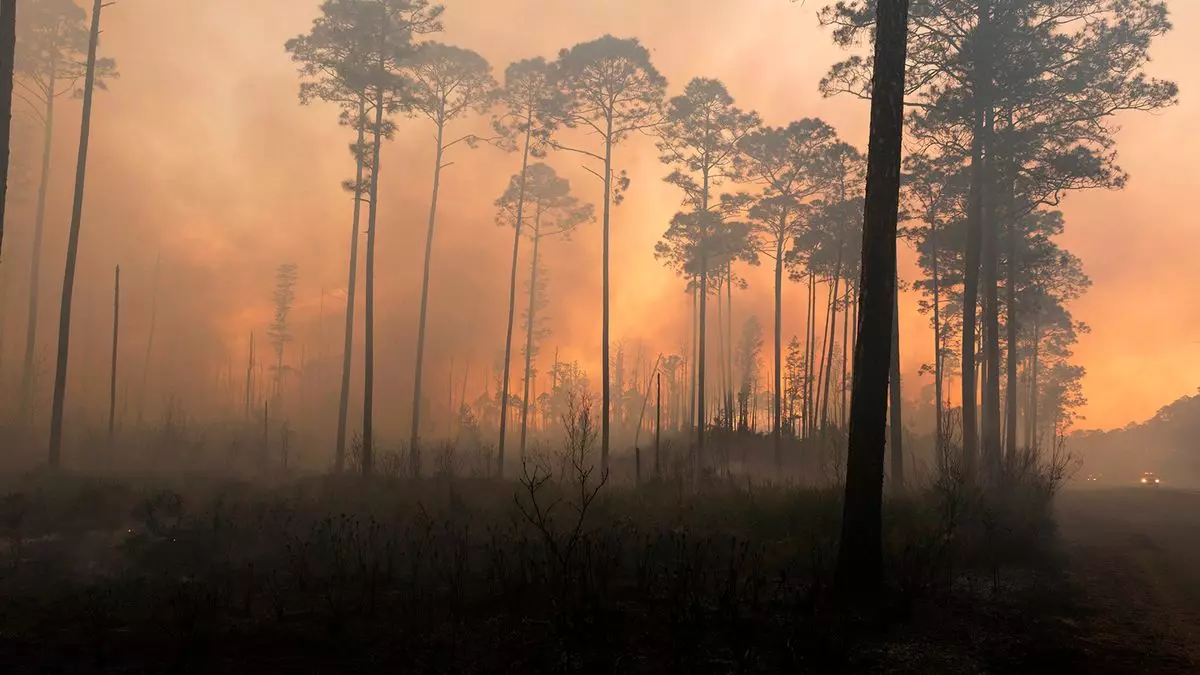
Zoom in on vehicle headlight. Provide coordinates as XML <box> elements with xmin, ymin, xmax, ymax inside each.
<box><xmin>1142</xmin><ymin>478</ymin><xmax>1148</xmax><ymax>483</ymax></box>
<box><xmin>1155</xmin><ymin>479</ymin><xmax>1160</xmax><ymax>484</ymax></box>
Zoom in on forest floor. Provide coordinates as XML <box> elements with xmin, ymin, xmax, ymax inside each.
<box><xmin>1050</xmin><ymin>487</ymin><xmax>1200</xmax><ymax>674</ymax></box>
<box><xmin>0</xmin><ymin>475</ymin><xmax>1196</xmax><ymax>673</ymax></box>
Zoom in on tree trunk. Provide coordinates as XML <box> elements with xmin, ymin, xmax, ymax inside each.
<box><xmin>1003</xmin><ymin>154</ymin><xmax>1019</xmax><ymax>465</ymax></box>
<box><xmin>804</xmin><ymin>273</ymin><xmax>815</xmax><ymax>439</ymax></box>
<box><xmin>0</xmin><ymin>0</ymin><xmax>15</xmax><ymax>261</ymax></box>
<box><xmin>820</xmin><ymin>246</ymin><xmax>844</xmax><ymax>436</ymax></box>
<box><xmin>726</xmin><ymin>264</ymin><xmax>734</xmax><ymax>432</ymax></box>
<box><xmin>773</xmin><ymin>228</ymin><xmax>784</xmax><ymax>470</ymax></box>
<box><xmin>19</xmin><ymin>66</ymin><xmax>56</xmax><ymax>422</ymax></box>
<box><xmin>1030</xmin><ymin>315</ymin><xmax>1040</xmax><ymax>451</ymax></box>
<box><xmin>519</xmin><ymin>211</ymin><xmax>542</xmax><ymax>460</ymax></box>
<box><xmin>410</xmin><ymin>121</ymin><xmax>446</xmax><ymax>478</ymax></box>
<box><xmin>836</xmin><ymin>0</ymin><xmax>909</xmax><ymax>605</ymax></box>
<box><xmin>499</xmin><ymin>120</ymin><xmax>533</xmax><ymax>476</ymax></box>
<box><xmin>47</xmin><ymin>0</ymin><xmax>103</xmax><ymax>468</ymax></box>
<box><xmin>981</xmin><ymin>104</ymin><xmax>1001</xmax><ymax>479</ymax></box>
<box><xmin>107</xmin><ymin>265</ymin><xmax>119</xmax><ymax>442</ymax></box>
<box><xmin>889</xmin><ymin>273</ymin><xmax>903</xmax><ymax>489</ymax></box>
<box><xmin>361</xmin><ymin>84</ymin><xmax>386</xmax><ymax>477</ymax></box>
<box><xmin>600</xmin><ymin>115</ymin><xmax>613</xmax><ymax>475</ymax></box>
<box><xmin>930</xmin><ymin>214</ymin><xmax>943</xmax><ymax>449</ymax></box>
<box><xmin>334</xmin><ymin>98</ymin><xmax>368</xmax><ymax>474</ymax></box>
<box><xmin>841</xmin><ymin>285</ymin><xmax>850</xmax><ymax>428</ymax></box>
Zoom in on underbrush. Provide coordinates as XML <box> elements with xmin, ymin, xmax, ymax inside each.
<box><xmin>0</xmin><ymin>412</ymin><xmax>1076</xmax><ymax>672</ymax></box>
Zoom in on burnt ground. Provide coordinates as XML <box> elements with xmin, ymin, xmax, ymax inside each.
<box><xmin>1054</xmin><ymin>487</ymin><xmax>1200</xmax><ymax>674</ymax></box>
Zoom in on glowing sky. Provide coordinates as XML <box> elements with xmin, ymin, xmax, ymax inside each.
<box><xmin>1</xmin><ymin>0</ymin><xmax>1196</xmax><ymax>434</ymax></box>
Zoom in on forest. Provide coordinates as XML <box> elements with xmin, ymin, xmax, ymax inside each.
<box><xmin>0</xmin><ymin>0</ymin><xmax>1191</xmax><ymax>672</ymax></box>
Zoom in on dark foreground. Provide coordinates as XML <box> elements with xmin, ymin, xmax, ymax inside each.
<box><xmin>0</xmin><ymin>477</ymin><xmax>1195</xmax><ymax>673</ymax></box>
<box><xmin>1054</xmin><ymin>487</ymin><xmax>1200</xmax><ymax>674</ymax></box>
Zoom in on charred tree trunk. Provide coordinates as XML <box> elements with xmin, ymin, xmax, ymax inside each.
<box><xmin>499</xmin><ymin>118</ymin><xmax>533</xmax><ymax>476</ymax></box>
<box><xmin>47</xmin><ymin>0</ymin><xmax>103</xmax><ymax>467</ymax></box>
<box><xmin>19</xmin><ymin>65</ymin><xmax>56</xmax><ymax>423</ymax></box>
<box><xmin>334</xmin><ymin>98</ymin><xmax>368</xmax><ymax>474</ymax></box>
<box><xmin>773</xmin><ymin>225</ymin><xmax>785</xmax><ymax>470</ymax></box>
<box><xmin>519</xmin><ymin>212</ymin><xmax>543</xmax><ymax>460</ymax></box>
<box><xmin>361</xmin><ymin>83</ymin><xmax>386</xmax><ymax>477</ymax></box>
<box><xmin>889</xmin><ymin>274</ymin><xmax>903</xmax><ymax>489</ymax></box>
<box><xmin>410</xmin><ymin>121</ymin><xmax>448</xmax><ymax>478</ymax></box>
<box><xmin>836</xmin><ymin>0</ymin><xmax>909</xmax><ymax>605</ymax></box>
<box><xmin>600</xmin><ymin>115</ymin><xmax>614</xmax><ymax>475</ymax></box>
<box><xmin>0</xmin><ymin>0</ymin><xmax>15</xmax><ymax>261</ymax></box>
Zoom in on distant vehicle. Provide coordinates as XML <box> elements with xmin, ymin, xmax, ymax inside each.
<box><xmin>1140</xmin><ymin>472</ymin><xmax>1161</xmax><ymax>486</ymax></box>
<box><xmin>1086</xmin><ymin>473</ymin><xmax>1101</xmax><ymax>483</ymax></box>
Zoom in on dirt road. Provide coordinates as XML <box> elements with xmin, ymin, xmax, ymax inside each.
<box><xmin>1056</xmin><ymin>487</ymin><xmax>1200</xmax><ymax>673</ymax></box>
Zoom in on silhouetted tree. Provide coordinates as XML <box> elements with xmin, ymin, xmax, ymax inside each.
<box><xmin>493</xmin><ymin>56</ymin><xmax>563</xmax><ymax>476</ymax></box>
<box><xmin>496</xmin><ymin>163</ymin><xmax>593</xmax><ymax>460</ymax></box>
<box><xmin>285</xmin><ymin>0</ymin><xmax>442</xmax><ymax>472</ymax></box>
<box><xmin>739</xmin><ymin>119</ymin><xmax>840</xmax><ymax>468</ymax></box>
<box><xmin>14</xmin><ymin>0</ymin><xmax>116</xmax><ymax>423</ymax></box>
<box><xmin>835</xmin><ymin>0</ymin><xmax>909</xmax><ymax>606</ymax></box>
<box><xmin>0</xmin><ymin>0</ymin><xmax>15</xmax><ymax>261</ymax></box>
<box><xmin>554</xmin><ymin>35</ymin><xmax>666</xmax><ymax>473</ymax></box>
<box><xmin>47</xmin><ymin>0</ymin><xmax>105</xmax><ymax>468</ymax></box>
<box><xmin>405</xmin><ymin>41</ymin><xmax>496</xmax><ymax>477</ymax></box>
<box><xmin>655</xmin><ymin>77</ymin><xmax>756</xmax><ymax>462</ymax></box>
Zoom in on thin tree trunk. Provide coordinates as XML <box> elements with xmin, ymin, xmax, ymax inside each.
<box><xmin>982</xmin><ymin>103</ymin><xmax>1001</xmax><ymax>479</ymax></box>
<box><xmin>804</xmin><ymin>273</ymin><xmax>815</xmax><ymax>439</ymax></box>
<box><xmin>961</xmin><ymin>0</ymin><xmax>992</xmax><ymax>481</ymax></box>
<box><xmin>19</xmin><ymin>66</ymin><xmax>56</xmax><ymax>422</ymax></box>
<box><xmin>930</xmin><ymin>214</ymin><xmax>943</xmax><ymax>448</ymax></box>
<box><xmin>519</xmin><ymin>211</ymin><xmax>542</xmax><ymax>460</ymax></box>
<box><xmin>361</xmin><ymin>84</ymin><xmax>386</xmax><ymax>477</ymax></box>
<box><xmin>334</xmin><ymin>97</ymin><xmax>367</xmax><ymax>474</ymax></box>
<box><xmin>836</xmin><ymin>0</ymin><xmax>909</xmax><ymax>604</ymax></box>
<box><xmin>107</xmin><ymin>265</ymin><xmax>119</xmax><ymax>442</ymax></box>
<box><xmin>47</xmin><ymin>0</ymin><xmax>103</xmax><ymax>467</ymax></box>
<box><xmin>410</xmin><ymin>121</ymin><xmax>447</xmax><ymax>478</ymax></box>
<box><xmin>498</xmin><ymin>126</ymin><xmax>533</xmax><ymax>476</ymax></box>
<box><xmin>841</xmin><ymin>285</ymin><xmax>850</xmax><ymax>428</ymax></box>
<box><xmin>1030</xmin><ymin>315</ymin><xmax>1040</xmax><ymax>451</ymax></box>
<box><xmin>726</xmin><ymin>264</ymin><xmax>734</xmax><ymax>432</ymax></box>
<box><xmin>889</xmin><ymin>273</ymin><xmax>903</xmax><ymax>489</ymax></box>
<box><xmin>773</xmin><ymin>229</ymin><xmax>784</xmax><ymax>470</ymax></box>
<box><xmin>600</xmin><ymin>115</ymin><xmax>614</xmax><ymax>475</ymax></box>
<box><xmin>821</xmin><ymin>247</ymin><xmax>844</xmax><ymax>435</ymax></box>
<box><xmin>1003</xmin><ymin>152</ymin><xmax>1019</xmax><ymax>464</ymax></box>
<box><xmin>0</xmin><ymin>0</ymin><xmax>15</xmax><ymax>260</ymax></box>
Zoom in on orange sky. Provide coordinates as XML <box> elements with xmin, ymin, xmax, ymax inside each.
<box><xmin>1</xmin><ymin>0</ymin><xmax>1196</xmax><ymax>436</ymax></box>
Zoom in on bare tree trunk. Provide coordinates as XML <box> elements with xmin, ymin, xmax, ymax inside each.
<box><xmin>1003</xmin><ymin>154</ymin><xmax>1019</xmax><ymax>464</ymax></box>
<box><xmin>107</xmin><ymin>265</ymin><xmax>119</xmax><ymax>443</ymax></box>
<box><xmin>961</xmin><ymin>0</ymin><xmax>992</xmax><ymax>482</ymax></box>
<box><xmin>804</xmin><ymin>274</ymin><xmax>815</xmax><ymax>439</ymax></box>
<box><xmin>361</xmin><ymin>84</ymin><xmax>386</xmax><ymax>477</ymax></box>
<box><xmin>410</xmin><ymin>121</ymin><xmax>447</xmax><ymax>478</ymax></box>
<box><xmin>982</xmin><ymin>104</ymin><xmax>1001</xmax><ymax>479</ymax></box>
<box><xmin>600</xmin><ymin>115</ymin><xmax>614</xmax><ymax>475</ymax></box>
<box><xmin>498</xmin><ymin>119</ymin><xmax>534</xmax><ymax>476</ymax></box>
<box><xmin>519</xmin><ymin>212</ymin><xmax>543</xmax><ymax>460</ymax></box>
<box><xmin>836</xmin><ymin>0</ymin><xmax>909</xmax><ymax>604</ymax></box>
<box><xmin>245</xmin><ymin>332</ymin><xmax>254</xmax><ymax>420</ymax></box>
<box><xmin>820</xmin><ymin>246</ymin><xmax>844</xmax><ymax>436</ymax></box>
<box><xmin>841</xmin><ymin>285</ymin><xmax>850</xmax><ymax>428</ymax></box>
<box><xmin>47</xmin><ymin>0</ymin><xmax>103</xmax><ymax>467</ymax></box>
<box><xmin>0</xmin><ymin>0</ymin><xmax>15</xmax><ymax>261</ymax></box>
<box><xmin>930</xmin><ymin>214</ymin><xmax>943</xmax><ymax>449</ymax></box>
<box><xmin>773</xmin><ymin>228</ymin><xmax>784</xmax><ymax>470</ymax></box>
<box><xmin>334</xmin><ymin>98</ymin><xmax>367</xmax><ymax>474</ymax></box>
<box><xmin>1030</xmin><ymin>314</ymin><xmax>1040</xmax><ymax>451</ymax></box>
<box><xmin>19</xmin><ymin>66</ymin><xmax>56</xmax><ymax>423</ymax></box>
<box><xmin>889</xmin><ymin>273</ymin><xmax>903</xmax><ymax>489</ymax></box>
<box><xmin>726</xmin><ymin>264</ymin><xmax>734</xmax><ymax>432</ymax></box>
